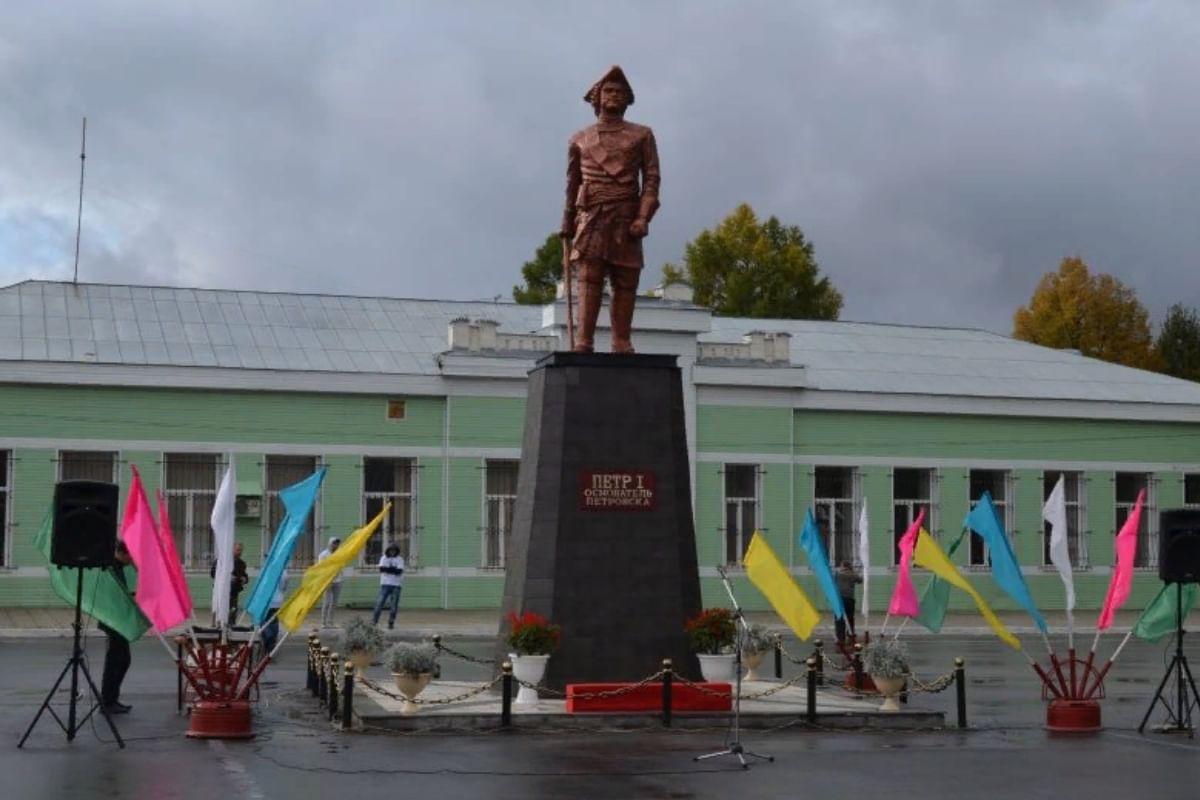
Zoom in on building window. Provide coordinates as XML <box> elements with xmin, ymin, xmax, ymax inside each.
<box><xmin>483</xmin><ymin>460</ymin><xmax>519</xmax><ymax>569</ymax></box>
<box><xmin>1043</xmin><ymin>471</ymin><xmax>1088</xmax><ymax>568</ymax></box>
<box><xmin>59</xmin><ymin>450</ymin><xmax>118</xmax><ymax>482</ymax></box>
<box><xmin>163</xmin><ymin>453</ymin><xmax>220</xmax><ymax>569</ymax></box>
<box><xmin>362</xmin><ymin>457</ymin><xmax>417</xmax><ymax>567</ymax></box>
<box><xmin>1185</xmin><ymin>474</ymin><xmax>1200</xmax><ymax>508</ymax></box>
<box><xmin>0</xmin><ymin>451</ymin><xmax>9</xmax><ymax>568</ymax></box>
<box><xmin>814</xmin><ymin>466</ymin><xmax>858</xmax><ymax>566</ymax></box>
<box><xmin>265</xmin><ymin>455</ymin><xmax>322</xmax><ymax>567</ymax></box>
<box><xmin>724</xmin><ymin>464</ymin><xmax>760</xmax><ymax>565</ymax></box>
<box><xmin>1116</xmin><ymin>472</ymin><xmax>1156</xmax><ymax>568</ymax></box>
<box><xmin>893</xmin><ymin>468</ymin><xmax>936</xmax><ymax>564</ymax></box>
<box><xmin>968</xmin><ymin>470</ymin><xmax>1012</xmax><ymax>567</ymax></box>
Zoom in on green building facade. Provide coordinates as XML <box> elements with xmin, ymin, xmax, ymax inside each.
<box><xmin>2</xmin><ymin>280</ymin><xmax>1199</xmax><ymax>620</ymax></box>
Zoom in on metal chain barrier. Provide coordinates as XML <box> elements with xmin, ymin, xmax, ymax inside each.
<box><xmin>511</xmin><ymin>668</ymin><xmax>670</xmax><ymax>700</ymax></box>
<box><xmin>433</xmin><ymin>638</ymin><xmax>497</xmax><ymax>667</ymax></box>
<box><xmin>666</xmin><ymin>672</ymin><xmax>732</xmax><ymax>699</ymax></box>
<box><xmin>360</xmin><ymin>674</ymin><xmax>504</xmax><ymax>706</ymax></box>
<box><xmin>907</xmin><ymin>670</ymin><xmax>957</xmax><ymax>694</ymax></box>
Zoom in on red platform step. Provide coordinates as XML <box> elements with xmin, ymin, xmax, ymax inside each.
<box><xmin>566</xmin><ymin>682</ymin><xmax>732</xmax><ymax>713</ymax></box>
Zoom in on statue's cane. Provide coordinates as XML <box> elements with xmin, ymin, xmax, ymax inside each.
<box><xmin>561</xmin><ymin>235</ymin><xmax>575</xmax><ymax>349</ymax></box>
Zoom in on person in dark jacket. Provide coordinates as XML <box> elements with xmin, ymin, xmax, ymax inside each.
<box><xmin>834</xmin><ymin>560</ymin><xmax>863</xmax><ymax>643</ymax></box>
<box><xmin>210</xmin><ymin>541</ymin><xmax>249</xmax><ymax>620</ymax></box>
<box><xmin>99</xmin><ymin>541</ymin><xmax>135</xmax><ymax>715</ymax></box>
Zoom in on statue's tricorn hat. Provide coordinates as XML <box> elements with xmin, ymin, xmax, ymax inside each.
<box><xmin>584</xmin><ymin>65</ymin><xmax>635</xmax><ymax>113</ymax></box>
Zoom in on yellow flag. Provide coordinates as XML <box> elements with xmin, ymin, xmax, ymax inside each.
<box><xmin>742</xmin><ymin>531</ymin><xmax>820</xmax><ymax>641</ymax></box>
<box><xmin>277</xmin><ymin>503</ymin><xmax>391</xmax><ymax>632</ymax></box>
<box><xmin>913</xmin><ymin>527</ymin><xmax>1020</xmax><ymax>650</ymax></box>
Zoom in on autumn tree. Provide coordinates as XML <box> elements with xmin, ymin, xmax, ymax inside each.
<box><xmin>1012</xmin><ymin>257</ymin><xmax>1159</xmax><ymax>370</ymax></box>
<box><xmin>1156</xmin><ymin>304</ymin><xmax>1200</xmax><ymax>382</ymax></box>
<box><xmin>512</xmin><ymin>233</ymin><xmax>563</xmax><ymax>305</ymax></box>
<box><xmin>662</xmin><ymin>203</ymin><xmax>842</xmax><ymax>320</ymax></box>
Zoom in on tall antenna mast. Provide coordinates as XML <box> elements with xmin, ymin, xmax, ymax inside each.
<box><xmin>72</xmin><ymin>117</ymin><xmax>87</xmax><ymax>284</ymax></box>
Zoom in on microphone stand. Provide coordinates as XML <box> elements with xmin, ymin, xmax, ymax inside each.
<box><xmin>694</xmin><ymin>565</ymin><xmax>773</xmax><ymax>769</ymax></box>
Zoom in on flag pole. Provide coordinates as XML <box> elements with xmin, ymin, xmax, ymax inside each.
<box><xmin>890</xmin><ymin>617</ymin><xmax>909</xmax><ymax>643</ymax></box>
<box><xmin>880</xmin><ymin>613</ymin><xmax>890</xmax><ymax>636</ymax></box>
<box><xmin>1082</xmin><ymin>629</ymin><xmax>1135</xmax><ymax>700</ymax></box>
<box><xmin>1022</xmin><ymin>647</ymin><xmax>1063</xmax><ymax>699</ymax></box>
<box><xmin>1041</xmin><ymin>630</ymin><xmax>1070</xmax><ymax>697</ymax></box>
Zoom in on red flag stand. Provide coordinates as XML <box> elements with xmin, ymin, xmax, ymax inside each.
<box><xmin>177</xmin><ymin>629</ymin><xmax>270</xmax><ymax>739</ymax></box>
<box><xmin>1038</xmin><ymin>649</ymin><xmax>1105</xmax><ymax>733</ymax></box>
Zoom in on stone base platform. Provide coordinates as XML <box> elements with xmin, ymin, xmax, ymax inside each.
<box><xmin>352</xmin><ymin>678</ymin><xmax>945</xmax><ymax>733</ymax></box>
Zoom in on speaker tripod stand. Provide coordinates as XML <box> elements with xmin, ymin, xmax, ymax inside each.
<box><xmin>1138</xmin><ymin>583</ymin><xmax>1200</xmax><ymax>737</ymax></box>
<box><xmin>694</xmin><ymin>566</ymin><xmax>773</xmax><ymax>769</ymax></box>
<box><xmin>18</xmin><ymin>567</ymin><xmax>124</xmax><ymax>749</ymax></box>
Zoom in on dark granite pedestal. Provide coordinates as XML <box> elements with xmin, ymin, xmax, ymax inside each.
<box><xmin>498</xmin><ymin>352</ymin><xmax>702</xmax><ymax>689</ymax></box>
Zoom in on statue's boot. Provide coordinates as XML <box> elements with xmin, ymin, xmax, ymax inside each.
<box><xmin>610</xmin><ymin>287</ymin><xmax>636</xmax><ymax>354</ymax></box>
<box><xmin>573</xmin><ymin>281</ymin><xmax>603</xmax><ymax>353</ymax></box>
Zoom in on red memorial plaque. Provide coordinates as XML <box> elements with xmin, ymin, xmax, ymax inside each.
<box><xmin>578</xmin><ymin>470</ymin><xmax>657</xmax><ymax>511</ymax></box>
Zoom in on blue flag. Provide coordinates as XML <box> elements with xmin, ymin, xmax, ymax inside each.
<box><xmin>799</xmin><ymin>508</ymin><xmax>845</xmax><ymax>619</ymax></box>
<box><xmin>964</xmin><ymin>491</ymin><xmax>1047</xmax><ymax>633</ymax></box>
<box><xmin>244</xmin><ymin>468</ymin><xmax>327</xmax><ymax>625</ymax></box>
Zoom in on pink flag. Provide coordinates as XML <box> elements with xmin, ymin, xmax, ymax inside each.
<box><xmin>888</xmin><ymin>508</ymin><xmax>925</xmax><ymax>617</ymax></box>
<box><xmin>121</xmin><ymin>466</ymin><xmax>189</xmax><ymax>633</ymax></box>
<box><xmin>155</xmin><ymin>488</ymin><xmax>193</xmax><ymax>619</ymax></box>
<box><xmin>1097</xmin><ymin>488</ymin><xmax>1145</xmax><ymax>631</ymax></box>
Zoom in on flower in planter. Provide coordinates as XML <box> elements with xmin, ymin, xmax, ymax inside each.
<box><xmin>685</xmin><ymin>607</ymin><xmax>736</xmax><ymax>655</ymax></box>
<box><xmin>505</xmin><ymin>610</ymin><xmax>561</xmax><ymax>656</ymax></box>
<box><xmin>342</xmin><ymin>616</ymin><xmax>386</xmax><ymax>657</ymax></box>
<box><xmin>386</xmin><ymin>642</ymin><xmax>439</xmax><ymax>676</ymax></box>
<box><xmin>741</xmin><ymin>623</ymin><xmax>775</xmax><ymax>655</ymax></box>
<box><xmin>863</xmin><ymin>638</ymin><xmax>909</xmax><ymax>678</ymax></box>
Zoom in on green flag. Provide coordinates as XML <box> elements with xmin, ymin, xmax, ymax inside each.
<box><xmin>915</xmin><ymin>528</ymin><xmax>968</xmax><ymax>634</ymax></box>
<box><xmin>1133</xmin><ymin>583</ymin><xmax>1197</xmax><ymax>643</ymax></box>
<box><xmin>34</xmin><ymin>509</ymin><xmax>150</xmax><ymax>641</ymax></box>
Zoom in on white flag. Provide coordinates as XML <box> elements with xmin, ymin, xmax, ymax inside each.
<box><xmin>1043</xmin><ymin>476</ymin><xmax>1075</xmax><ymax>635</ymax></box>
<box><xmin>210</xmin><ymin>459</ymin><xmax>237</xmax><ymax>628</ymax></box>
<box><xmin>857</xmin><ymin>499</ymin><xmax>870</xmax><ymax>628</ymax></box>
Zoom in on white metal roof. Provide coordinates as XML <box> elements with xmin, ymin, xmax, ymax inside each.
<box><xmin>4</xmin><ymin>280</ymin><xmax>1200</xmax><ymax>408</ymax></box>
<box><xmin>704</xmin><ymin>315</ymin><xmax>1200</xmax><ymax>406</ymax></box>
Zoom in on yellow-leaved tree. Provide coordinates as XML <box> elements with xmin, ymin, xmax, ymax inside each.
<box><xmin>1013</xmin><ymin>257</ymin><xmax>1159</xmax><ymax>370</ymax></box>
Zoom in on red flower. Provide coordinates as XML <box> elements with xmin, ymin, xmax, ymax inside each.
<box><xmin>506</xmin><ymin>610</ymin><xmax>561</xmax><ymax>655</ymax></box>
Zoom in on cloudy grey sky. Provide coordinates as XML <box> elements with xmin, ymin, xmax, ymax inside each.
<box><xmin>2</xmin><ymin>1</ymin><xmax>1198</xmax><ymax>333</ymax></box>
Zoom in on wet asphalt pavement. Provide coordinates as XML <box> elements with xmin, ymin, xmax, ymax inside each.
<box><xmin>2</xmin><ymin>632</ymin><xmax>1199</xmax><ymax>799</ymax></box>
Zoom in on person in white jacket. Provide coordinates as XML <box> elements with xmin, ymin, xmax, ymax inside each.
<box><xmin>372</xmin><ymin>544</ymin><xmax>405</xmax><ymax>630</ymax></box>
<box><xmin>318</xmin><ymin>537</ymin><xmax>346</xmax><ymax>627</ymax></box>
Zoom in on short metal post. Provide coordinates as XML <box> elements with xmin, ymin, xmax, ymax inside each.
<box><xmin>328</xmin><ymin>652</ymin><xmax>340</xmax><ymax>720</ymax></box>
<box><xmin>853</xmin><ymin>642</ymin><xmax>864</xmax><ymax>694</ymax></box>
<box><xmin>814</xmin><ymin>639</ymin><xmax>825</xmax><ymax>686</ymax></box>
<box><xmin>806</xmin><ymin>656</ymin><xmax>817</xmax><ymax>723</ymax></box>
<box><xmin>500</xmin><ymin>661</ymin><xmax>513</xmax><ymax>729</ymax></box>
<box><xmin>661</xmin><ymin>658</ymin><xmax>673</xmax><ymax>728</ymax></box>
<box><xmin>308</xmin><ymin>635</ymin><xmax>319</xmax><ymax>695</ymax></box>
<box><xmin>955</xmin><ymin>657</ymin><xmax>967</xmax><ymax>729</ymax></box>
<box><xmin>342</xmin><ymin>660</ymin><xmax>354</xmax><ymax>729</ymax></box>
<box><xmin>774</xmin><ymin>634</ymin><xmax>783</xmax><ymax>680</ymax></box>
<box><xmin>319</xmin><ymin>647</ymin><xmax>331</xmax><ymax>705</ymax></box>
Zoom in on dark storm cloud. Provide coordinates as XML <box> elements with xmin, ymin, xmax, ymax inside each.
<box><xmin>2</xmin><ymin>1</ymin><xmax>1197</xmax><ymax>332</ymax></box>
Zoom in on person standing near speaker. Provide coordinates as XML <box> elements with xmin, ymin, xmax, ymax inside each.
<box><xmin>99</xmin><ymin>541</ymin><xmax>135</xmax><ymax>715</ymax></box>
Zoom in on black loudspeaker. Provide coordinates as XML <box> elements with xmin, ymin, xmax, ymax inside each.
<box><xmin>51</xmin><ymin>480</ymin><xmax>119</xmax><ymax>568</ymax></box>
<box><xmin>1159</xmin><ymin>508</ymin><xmax>1200</xmax><ymax>584</ymax></box>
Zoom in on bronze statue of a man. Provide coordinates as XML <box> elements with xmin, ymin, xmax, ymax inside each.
<box><xmin>561</xmin><ymin>65</ymin><xmax>661</xmax><ymax>354</ymax></box>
